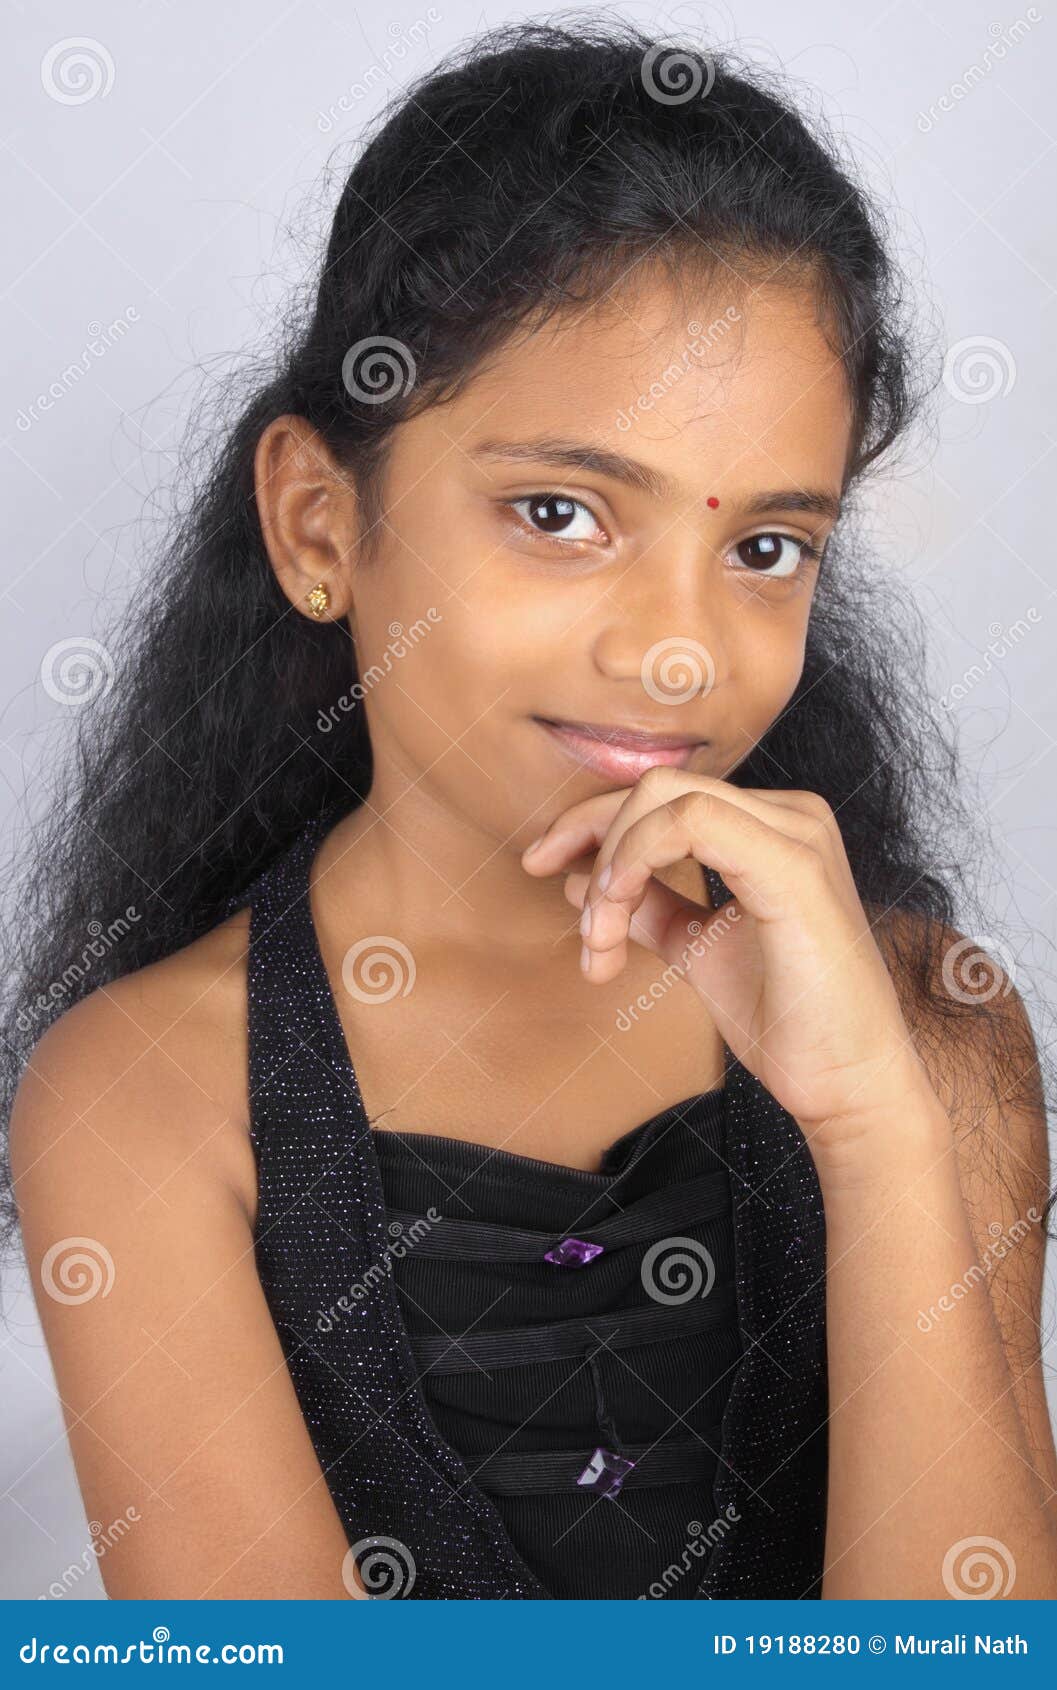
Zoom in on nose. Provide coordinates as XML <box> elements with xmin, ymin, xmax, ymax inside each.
<box><xmin>590</xmin><ymin>549</ymin><xmax>730</xmax><ymax>707</ymax></box>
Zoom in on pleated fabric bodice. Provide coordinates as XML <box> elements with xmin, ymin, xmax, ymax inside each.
<box><xmin>372</xmin><ymin>1087</ymin><xmax>741</xmax><ymax>1597</ymax></box>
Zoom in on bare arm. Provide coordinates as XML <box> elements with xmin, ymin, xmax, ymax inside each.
<box><xmin>10</xmin><ymin>979</ymin><xmax>365</xmax><ymax>1600</ymax></box>
<box><xmin>817</xmin><ymin>974</ymin><xmax>1057</xmax><ymax>1600</ymax></box>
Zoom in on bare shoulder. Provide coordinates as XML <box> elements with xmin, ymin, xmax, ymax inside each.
<box><xmin>8</xmin><ymin>907</ymin><xmax>360</xmax><ymax>1598</ymax></box>
<box><xmin>10</xmin><ymin>907</ymin><xmax>257</xmax><ymax>1229</ymax></box>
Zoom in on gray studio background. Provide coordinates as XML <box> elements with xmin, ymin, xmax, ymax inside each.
<box><xmin>2</xmin><ymin>0</ymin><xmax>1055</xmax><ymax>1598</ymax></box>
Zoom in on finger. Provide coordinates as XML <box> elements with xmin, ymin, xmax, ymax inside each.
<box><xmin>722</xmin><ymin>785</ymin><xmax>833</xmax><ymax>818</ymax></box>
<box><xmin>637</xmin><ymin>776</ymin><xmax>836</xmax><ymax>840</ymax></box>
<box><xmin>572</xmin><ymin>771</ymin><xmax>827</xmax><ymax>931</ymax></box>
<box><xmin>520</xmin><ymin>789</ymin><xmax>631</xmax><ymax>874</ymax></box>
<box><xmin>563</xmin><ymin>868</ymin><xmax>712</xmax><ymax>984</ymax></box>
<box><xmin>525</xmin><ymin>772</ymin><xmax>698</xmax><ymax>885</ymax></box>
<box><xmin>564</xmin><ymin>867</ymin><xmax>714</xmax><ymax>951</ymax></box>
<box><xmin>530</xmin><ymin>771</ymin><xmax>833</xmax><ymax>883</ymax></box>
<box><xmin>583</xmin><ymin>788</ymin><xmax>822</xmax><ymax>959</ymax></box>
<box><xmin>561</xmin><ymin>868</ymin><xmax>632</xmax><ymax>980</ymax></box>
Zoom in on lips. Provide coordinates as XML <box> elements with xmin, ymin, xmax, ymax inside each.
<box><xmin>535</xmin><ymin>716</ymin><xmax>706</xmax><ymax>784</ymax></box>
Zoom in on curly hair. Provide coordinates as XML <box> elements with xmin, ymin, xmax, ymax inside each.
<box><xmin>2</xmin><ymin>16</ymin><xmax>1053</xmax><ymax>1275</ymax></box>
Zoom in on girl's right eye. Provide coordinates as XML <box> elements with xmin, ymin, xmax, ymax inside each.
<box><xmin>507</xmin><ymin>494</ymin><xmax>606</xmax><ymax>548</ymax></box>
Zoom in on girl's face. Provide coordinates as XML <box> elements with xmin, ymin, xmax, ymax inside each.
<box><xmin>282</xmin><ymin>270</ymin><xmax>854</xmax><ymax>854</ymax></box>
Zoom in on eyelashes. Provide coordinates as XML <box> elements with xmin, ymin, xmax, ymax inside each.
<box><xmin>505</xmin><ymin>492</ymin><xmax>825</xmax><ymax>578</ymax></box>
<box><xmin>733</xmin><ymin>533</ymin><xmax>825</xmax><ymax>576</ymax></box>
<box><xmin>508</xmin><ymin>494</ymin><xmax>602</xmax><ymax>546</ymax></box>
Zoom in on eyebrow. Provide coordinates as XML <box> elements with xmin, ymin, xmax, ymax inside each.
<box><xmin>470</xmin><ymin>436</ymin><xmax>843</xmax><ymax>524</ymax></box>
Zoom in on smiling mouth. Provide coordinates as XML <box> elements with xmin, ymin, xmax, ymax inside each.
<box><xmin>535</xmin><ymin>715</ymin><xmax>705</xmax><ymax>750</ymax></box>
<box><xmin>533</xmin><ymin>716</ymin><xmax>707</xmax><ymax>782</ymax></box>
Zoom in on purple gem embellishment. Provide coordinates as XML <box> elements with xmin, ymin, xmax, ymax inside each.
<box><xmin>543</xmin><ymin>1236</ymin><xmax>604</xmax><ymax>1266</ymax></box>
<box><xmin>577</xmin><ymin>1446</ymin><xmax>636</xmax><ymax>1497</ymax></box>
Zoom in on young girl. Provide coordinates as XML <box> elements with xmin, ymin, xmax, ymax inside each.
<box><xmin>4</xmin><ymin>21</ymin><xmax>1056</xmax><ymax>1602</ymax></box>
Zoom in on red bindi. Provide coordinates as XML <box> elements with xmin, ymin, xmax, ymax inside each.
<box><xmin>706</xmin><ymin>496</ymin><xmax>720</xmax><ymax>509</ymax></box>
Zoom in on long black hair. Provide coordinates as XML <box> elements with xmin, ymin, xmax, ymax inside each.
<box><xmin>3</xmin><ymin>16</ymin><xmax>1053</xmax><ymax>1267</ymax></box>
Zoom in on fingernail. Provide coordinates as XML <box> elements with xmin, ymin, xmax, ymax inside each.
<box><xmin>580</xmin><ymin>944</ymin><xmax>591</xmax><ymax>974</ymax></box>
<box><xmin>523</xmin><ymin>835</ymin><xmax>547</xmax><ymax>857</ymax></box>
<box><xmin>580</xmin><ymin>903</ymin><xmax>593</xmax><ymax>938</ymax></box>
<box><xmin>597</xmin><ymin>863</ymin><xmax>613</xmax><ymax>892</ymax></box>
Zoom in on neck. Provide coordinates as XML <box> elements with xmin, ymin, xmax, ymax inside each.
<box><xmin>312</xmin><ymin>778</ymin><xmax>709</xmax><ymax>968</ymax></box>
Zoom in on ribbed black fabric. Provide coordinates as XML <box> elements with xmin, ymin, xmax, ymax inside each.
<box><xmin>372</xmin><ymin>1091</ymin><xmax>742</xmax><ymax>1599</ymax></box>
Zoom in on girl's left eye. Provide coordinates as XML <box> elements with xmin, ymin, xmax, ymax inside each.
<box><xmin>508</xmin><ymin>494</ymin><xmax>604</xmax><ymax>546</ymax></box>
<box><xmin>727</xmin><ymin>533</ymin><xmax>823</xmax><ymax>577</ymax></box>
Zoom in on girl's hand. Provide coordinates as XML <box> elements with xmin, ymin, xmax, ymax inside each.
<box><xmin>521</xmin><ymin>766</ymin><xmax>936</xmax><ymax>1146</ymax></box>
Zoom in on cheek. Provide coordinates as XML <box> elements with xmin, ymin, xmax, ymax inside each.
<box><xmin>728</xmin><ymin>606</ymin><xmax>810</xmax><ymax>721</ymax></box>
<box><xmin>370</xmin><ymin>602</ymin><xmax>515</xmax><ymax>751</ymax></box>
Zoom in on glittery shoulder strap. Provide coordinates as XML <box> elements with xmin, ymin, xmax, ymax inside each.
<box><xmin>242</xmin><ymin>808</ymin><xmax>361</xmax><ymax>1136</ymax></box>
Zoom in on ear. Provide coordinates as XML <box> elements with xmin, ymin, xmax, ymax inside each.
<box><xmin>253</xmin><ymin>415</ymin><xmax>359</xmax><ymax>624</ymax></box>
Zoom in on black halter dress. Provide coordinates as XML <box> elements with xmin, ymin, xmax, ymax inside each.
<box><xmin>237</xmin><ymin>808</ymin><xmax>829</xmax><ymax>1599</ymax></box>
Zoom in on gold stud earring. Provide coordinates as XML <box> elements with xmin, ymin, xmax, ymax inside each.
<box><xmin>306</xmin><ymin>583</ymin><xmax>330</xmax><ymax>619</ymax></box>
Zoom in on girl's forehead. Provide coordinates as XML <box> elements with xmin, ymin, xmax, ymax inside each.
<box><xmin>491</xmin><ymin>279</ymin><xmax>839</xmax><ymax>400</ymax></box>
<box><xmin>399</xmin><ymin>283</ymin><xmax>853</xmax><ymax>497</ymax></box>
